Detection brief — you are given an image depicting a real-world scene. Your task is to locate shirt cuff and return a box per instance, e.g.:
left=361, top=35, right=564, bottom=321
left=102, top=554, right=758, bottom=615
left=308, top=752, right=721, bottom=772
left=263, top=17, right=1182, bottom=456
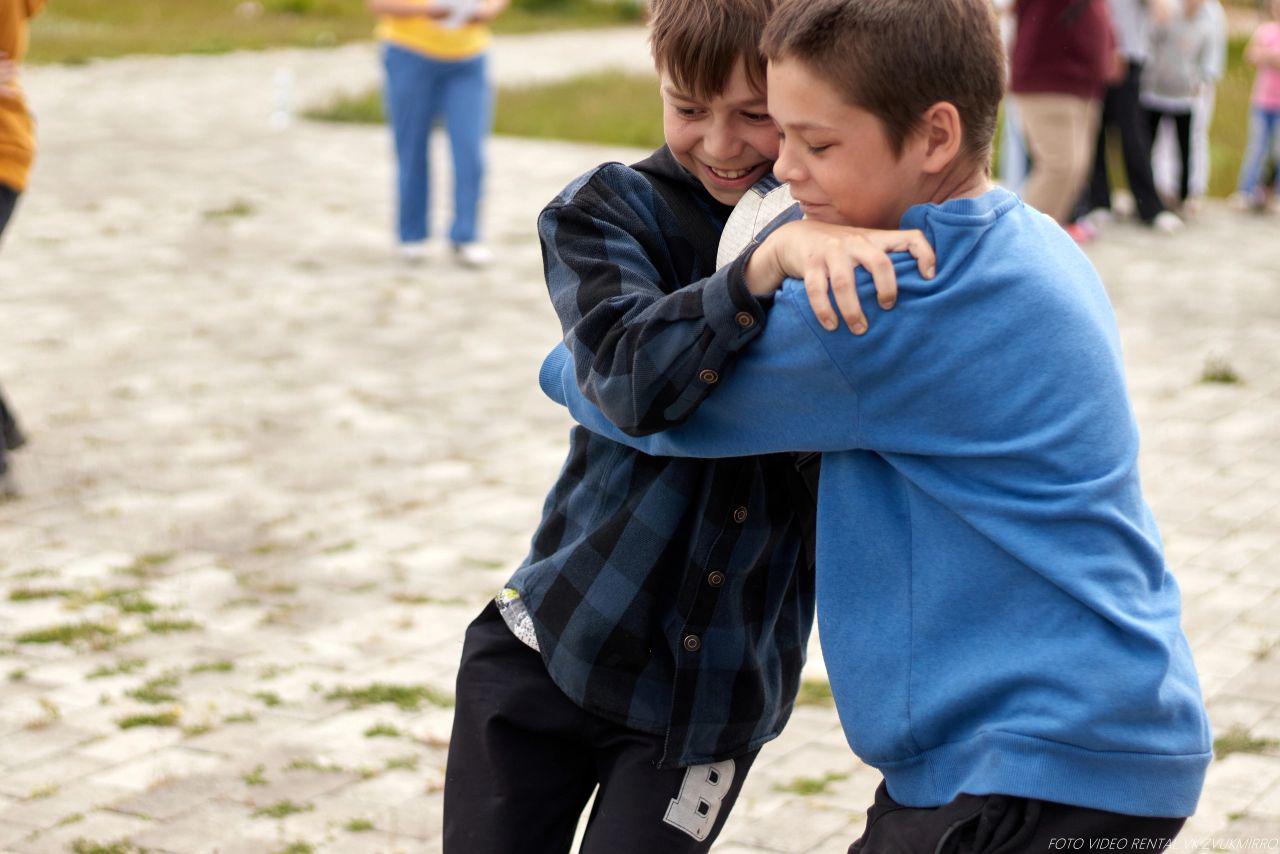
left=702, top=244, right=769, bottom=351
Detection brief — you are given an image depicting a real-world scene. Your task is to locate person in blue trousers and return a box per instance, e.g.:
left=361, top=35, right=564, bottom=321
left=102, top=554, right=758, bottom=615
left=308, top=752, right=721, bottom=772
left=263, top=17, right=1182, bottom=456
left=368, top=0, right=507, bottom=267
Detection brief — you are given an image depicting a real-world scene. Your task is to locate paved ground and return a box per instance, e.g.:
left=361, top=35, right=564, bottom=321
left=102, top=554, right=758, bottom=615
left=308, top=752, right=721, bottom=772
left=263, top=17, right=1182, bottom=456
left=1, top=27, right=1279, bottom=854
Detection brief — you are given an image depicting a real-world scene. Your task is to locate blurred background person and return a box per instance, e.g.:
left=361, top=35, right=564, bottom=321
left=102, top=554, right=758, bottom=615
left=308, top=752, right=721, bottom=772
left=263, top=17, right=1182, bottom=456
left=1080, top=0, right=1185, bottom=233
left=0, top=0, right=43, bottom=498
left=368, top=0, right=508, bottom=268
left=1233, top=0, right=1280, bottom=211
left=1140, top=0, right=1221, bottom=212
left=1152, top=0, right=1226, bottom=213
left=996, top=0, right=1031, bottom=193
left=1009, top=0, right=1115, bottom=241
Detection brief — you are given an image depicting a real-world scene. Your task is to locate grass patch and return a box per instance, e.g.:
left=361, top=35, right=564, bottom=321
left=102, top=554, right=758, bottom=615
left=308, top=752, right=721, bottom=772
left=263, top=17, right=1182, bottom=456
left=125, top=673, right=181, bottom=705
left=203, top=199, right=256, bottom=220
left=308, top=71, right=664, bottom=150
left=115, top=552, right=174, bottom=578
left=285, top=757, right=345, bottom=773
left=384, top=754, right=419, bottom=771
left=56, top=812, right=85, bottom=826
left=224, top=711, right=257, bottom=724
left=254, top=690, right=283, bottom=707
left=773, top=771, right=849, bottom=796
left=26, top=783, right=59, bottom=800
left=344, top=817, right=375, bottom=832
left=29, top=0, right=643, bottom=65
left=364, top=722, right=401, bottom=738
left=243, top=764, right=269, bottom=786
left=88, top=658, right=146, bottom=679
left=16, top=621, right=117, bottom=647
left=69, top=841, right=142, bottom=854
left=8, top=587, right=73, bottom=601
left=252, top=799, right=313, bottom=819
left=117, top=709, right=181, bottom=729
left=1201, top=355, right=1243, bottom=385
left=796, top=678, right=834, bottom=707
left=326, top=682, right=452, bottom=711
left=144, top=618, right=201, bottom=635
left=190, top=660, right=235, bottom=674
left=274, top=844, right=314, bottom=854
left=1214, top=725, right=1279, bottom=759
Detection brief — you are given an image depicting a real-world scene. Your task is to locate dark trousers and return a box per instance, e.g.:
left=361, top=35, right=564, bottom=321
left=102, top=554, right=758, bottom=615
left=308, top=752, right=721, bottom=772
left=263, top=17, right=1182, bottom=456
left=1, top=184, right=23, bottom=479
left=849, top=781, right=1186, bottom=854
left=1080, top=62, right=1167, bottom=223
left=1145, top=107, right=1194, bottom=204
left=443, top=603, right=758, bottom=854
left=0, top=184, right=17, bottom=238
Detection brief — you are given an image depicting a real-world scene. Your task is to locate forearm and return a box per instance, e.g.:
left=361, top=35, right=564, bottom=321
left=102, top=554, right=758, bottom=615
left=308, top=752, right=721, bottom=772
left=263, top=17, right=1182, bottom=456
left=366, top=0, right=431, bottom=17
left=544, top=284, right=863, bottom=456
left=543, top=198, right=768, bottom=435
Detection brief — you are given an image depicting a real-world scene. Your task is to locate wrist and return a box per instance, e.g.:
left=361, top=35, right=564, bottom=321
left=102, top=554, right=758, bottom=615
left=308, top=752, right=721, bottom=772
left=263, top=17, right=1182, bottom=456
left=744, top=240, right=784, bottom=297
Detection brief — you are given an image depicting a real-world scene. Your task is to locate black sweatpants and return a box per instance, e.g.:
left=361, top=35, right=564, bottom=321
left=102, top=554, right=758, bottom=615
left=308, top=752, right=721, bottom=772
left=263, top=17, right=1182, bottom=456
left=848, top=781, right=1186, bottom=854
left=1080, top=62, right=1168, bottom=223
left=1, top=184, right=24, bottom=480
left=443, top=603, right=758, bottom=854
left=1144, top=108, right=1194, bottom=204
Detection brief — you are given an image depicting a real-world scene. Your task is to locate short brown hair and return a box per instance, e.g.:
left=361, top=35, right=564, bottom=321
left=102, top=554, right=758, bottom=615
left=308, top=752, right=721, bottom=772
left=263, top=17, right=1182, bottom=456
left=762, top=0, right=1005, bottom=166
left=648, top=0, right=774, bottom=100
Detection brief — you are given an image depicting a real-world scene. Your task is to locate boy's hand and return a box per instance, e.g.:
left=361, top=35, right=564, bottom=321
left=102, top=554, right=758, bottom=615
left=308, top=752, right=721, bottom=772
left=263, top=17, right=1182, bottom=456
left=467, top=0, right=508, bottom=23
left=745, top=220, right=935, bottom=335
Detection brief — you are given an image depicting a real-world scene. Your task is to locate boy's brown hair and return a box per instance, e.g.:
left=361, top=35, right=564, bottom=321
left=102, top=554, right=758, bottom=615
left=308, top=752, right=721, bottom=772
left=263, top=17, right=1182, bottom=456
left=762, top=0, right=1005, bottom=167
left=648, top=0, right=775, bottom=100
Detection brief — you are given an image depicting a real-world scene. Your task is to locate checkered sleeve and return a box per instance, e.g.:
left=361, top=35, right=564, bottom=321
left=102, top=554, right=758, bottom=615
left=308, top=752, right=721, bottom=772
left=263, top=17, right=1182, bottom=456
left=538, top=165, right=767, bottom=436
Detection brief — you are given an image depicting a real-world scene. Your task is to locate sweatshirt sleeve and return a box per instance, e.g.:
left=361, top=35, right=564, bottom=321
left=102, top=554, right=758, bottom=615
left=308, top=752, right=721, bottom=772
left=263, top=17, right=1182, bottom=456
left=541, top=165, right=768, bottom=437
left=541, top=280, right=863, bottom=457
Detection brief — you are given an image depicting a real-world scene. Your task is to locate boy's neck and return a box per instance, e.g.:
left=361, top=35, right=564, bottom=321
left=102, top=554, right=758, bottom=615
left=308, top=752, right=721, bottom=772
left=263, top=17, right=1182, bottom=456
left=922, top=165, right=994, bottom=209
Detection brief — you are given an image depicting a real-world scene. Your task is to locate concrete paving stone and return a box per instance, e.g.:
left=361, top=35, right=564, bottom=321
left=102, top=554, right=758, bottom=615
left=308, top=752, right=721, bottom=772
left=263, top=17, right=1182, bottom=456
left=6, top=809, right=152, bottom=854
left=1203, top=754, right=1280, bottom=802
left=108, top=773, right=237, bottom=821
left=1206, top=696, right=1279, bottom=735
left=718, top=795, right=860, bottom=853
left=125, top=800, right=280, bottom=854
left=0, top=784, right=134, bottom=831
left=0, top=753, right=112, bottom=801
left=1, top=725, right=102, bottom=769
left=83, top=747, right=227, bottom=794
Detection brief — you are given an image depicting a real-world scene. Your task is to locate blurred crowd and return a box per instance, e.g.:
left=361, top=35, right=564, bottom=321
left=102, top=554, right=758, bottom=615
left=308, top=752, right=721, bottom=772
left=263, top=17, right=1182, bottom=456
left=1000, top=0, right=1280, bottom=243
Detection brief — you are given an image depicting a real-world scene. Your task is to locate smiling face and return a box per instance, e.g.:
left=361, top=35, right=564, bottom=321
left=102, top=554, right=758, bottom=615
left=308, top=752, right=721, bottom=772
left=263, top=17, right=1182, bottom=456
left=661, top=58, right=779, bottom=205
left=767, top=57, right=927, bottom=230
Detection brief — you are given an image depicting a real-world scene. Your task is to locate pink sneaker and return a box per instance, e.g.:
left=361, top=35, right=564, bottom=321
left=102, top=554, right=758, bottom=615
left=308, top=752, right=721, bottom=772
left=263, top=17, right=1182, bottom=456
left=1065, top=221, right=1097, bottom=244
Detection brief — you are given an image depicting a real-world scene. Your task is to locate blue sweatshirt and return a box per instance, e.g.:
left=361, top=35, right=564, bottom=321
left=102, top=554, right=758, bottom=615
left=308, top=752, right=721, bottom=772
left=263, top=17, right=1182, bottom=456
left=541, top=187, right=1211, bottom=817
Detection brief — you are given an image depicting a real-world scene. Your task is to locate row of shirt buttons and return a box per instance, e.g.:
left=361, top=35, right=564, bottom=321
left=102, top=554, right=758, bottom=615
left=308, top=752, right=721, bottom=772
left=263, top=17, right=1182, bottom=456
left=684, top=505, right=751, bottom=652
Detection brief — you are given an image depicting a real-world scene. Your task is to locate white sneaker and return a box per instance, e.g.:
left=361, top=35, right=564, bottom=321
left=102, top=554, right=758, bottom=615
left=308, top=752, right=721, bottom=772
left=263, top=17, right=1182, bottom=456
left=1152, top=211, right=1184, bottom=234
left=1113, top=190, right=1136, bottom=218
left=1081, top=207, right=1114, bottom=230
left=453, top=243, right=493, bottom=269
left=399, top=242, right=429, bottom=265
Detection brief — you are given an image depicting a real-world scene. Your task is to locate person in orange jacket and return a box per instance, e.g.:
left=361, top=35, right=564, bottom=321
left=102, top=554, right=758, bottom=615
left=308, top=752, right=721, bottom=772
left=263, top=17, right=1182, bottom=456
left=0, top=0, right=43, bottom=496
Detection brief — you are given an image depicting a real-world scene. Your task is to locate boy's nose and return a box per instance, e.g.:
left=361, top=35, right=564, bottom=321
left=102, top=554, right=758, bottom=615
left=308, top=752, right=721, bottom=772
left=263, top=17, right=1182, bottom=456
left=702, top=123, right=741, bottom=162
left=773, top=139, right=805, bottom=183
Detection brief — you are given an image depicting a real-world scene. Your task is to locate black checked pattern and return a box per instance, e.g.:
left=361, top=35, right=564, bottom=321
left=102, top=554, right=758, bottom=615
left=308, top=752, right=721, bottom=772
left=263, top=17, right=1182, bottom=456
left=505, top=148, right=818, bottom=768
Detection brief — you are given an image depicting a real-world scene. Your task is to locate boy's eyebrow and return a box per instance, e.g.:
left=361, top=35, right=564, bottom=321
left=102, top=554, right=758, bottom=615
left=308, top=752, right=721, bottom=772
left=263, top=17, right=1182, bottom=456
left=661, top=85, right=767, bottom=109
left=778, top=120, right=837, bottom=133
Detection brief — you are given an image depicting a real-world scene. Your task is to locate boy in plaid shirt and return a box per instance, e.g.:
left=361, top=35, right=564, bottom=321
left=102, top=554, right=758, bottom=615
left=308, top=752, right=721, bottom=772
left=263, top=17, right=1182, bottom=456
left=441, top=0, right=931, bottom=850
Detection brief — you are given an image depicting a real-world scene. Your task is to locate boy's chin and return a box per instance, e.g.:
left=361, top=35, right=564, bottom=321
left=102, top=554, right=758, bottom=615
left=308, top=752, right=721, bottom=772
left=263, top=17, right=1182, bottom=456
left=701, top=184, right=750, bottom=206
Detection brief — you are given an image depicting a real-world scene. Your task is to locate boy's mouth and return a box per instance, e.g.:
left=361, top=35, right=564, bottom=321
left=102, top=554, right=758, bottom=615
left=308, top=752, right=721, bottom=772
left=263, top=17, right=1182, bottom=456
left=699, top=161, right=769, bottom=190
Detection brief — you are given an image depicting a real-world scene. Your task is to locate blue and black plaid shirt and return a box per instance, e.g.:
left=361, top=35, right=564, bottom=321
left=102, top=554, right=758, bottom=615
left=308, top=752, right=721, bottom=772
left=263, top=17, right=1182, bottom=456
left=505, top=147, right=817, bottom=768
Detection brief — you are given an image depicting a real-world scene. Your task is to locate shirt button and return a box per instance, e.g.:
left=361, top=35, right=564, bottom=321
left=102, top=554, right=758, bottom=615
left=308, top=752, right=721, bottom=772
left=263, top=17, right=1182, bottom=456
left=683, top=634, right=701, bottom=652
left=735, top=312, right=755, bottom=329
left=699, top=369, right=719, bottom=384
left=707, top=571, right=725, bottom=588
left=732, top=506, right=748, bottom=524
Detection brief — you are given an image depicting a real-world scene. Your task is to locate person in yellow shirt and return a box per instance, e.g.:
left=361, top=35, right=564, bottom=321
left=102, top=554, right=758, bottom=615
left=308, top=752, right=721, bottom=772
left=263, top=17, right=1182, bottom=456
left=0, top=0, right=41, bottom=497
left=368, top=0, right=508, bottom=267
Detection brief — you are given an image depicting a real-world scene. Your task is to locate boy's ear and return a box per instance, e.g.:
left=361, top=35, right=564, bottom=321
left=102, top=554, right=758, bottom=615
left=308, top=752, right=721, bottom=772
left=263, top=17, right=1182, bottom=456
left=919, top=102, right=964, bottom=175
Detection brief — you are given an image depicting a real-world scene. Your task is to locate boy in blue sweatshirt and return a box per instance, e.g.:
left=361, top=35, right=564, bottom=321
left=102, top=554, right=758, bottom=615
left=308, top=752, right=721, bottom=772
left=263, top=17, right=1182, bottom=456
left=541, top=0, right=1211, bottom=848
